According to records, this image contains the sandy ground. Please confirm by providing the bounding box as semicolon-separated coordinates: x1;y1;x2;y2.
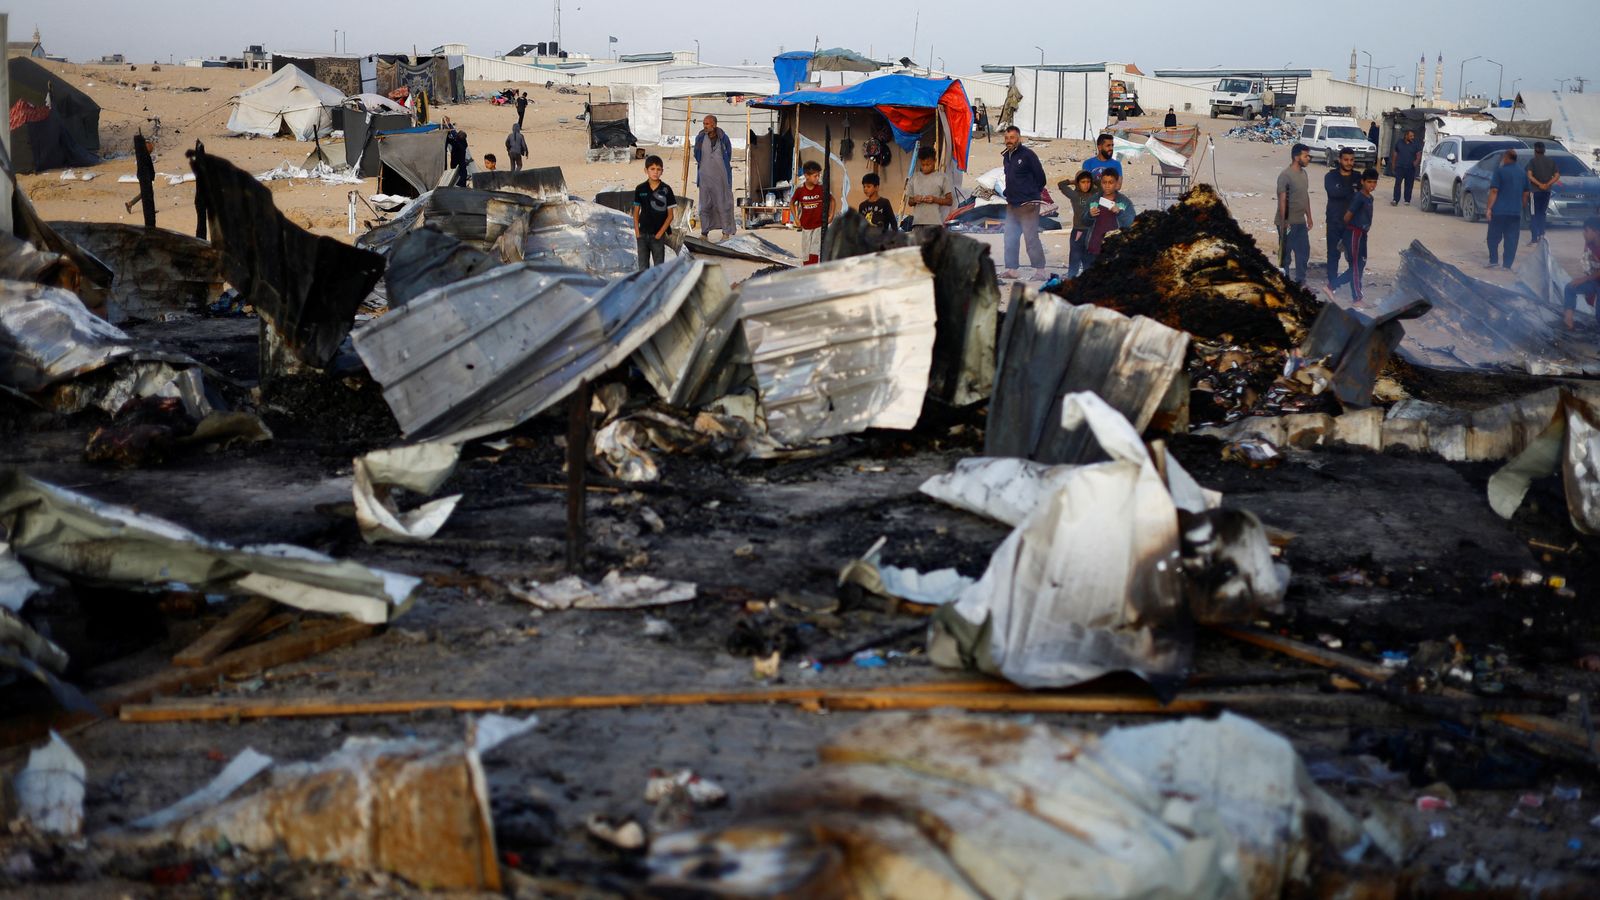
7;62;1600;896
22;60;1592;299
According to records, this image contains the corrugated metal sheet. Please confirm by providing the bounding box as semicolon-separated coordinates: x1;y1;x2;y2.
353;255;712;440
986;288;1189;465
738;247;938;445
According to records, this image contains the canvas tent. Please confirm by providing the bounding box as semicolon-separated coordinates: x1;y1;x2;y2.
773;48;883;93
749;74;972;224
229;65;344;141
979;64;1110;141
7;57;100;174
372;125;447;196
612;65;780;148
1512;91;1600;163
344;111;414;177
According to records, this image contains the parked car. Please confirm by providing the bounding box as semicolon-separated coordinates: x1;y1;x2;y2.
1456;148;1600;224
1296;115;1377;168
1417;136;1529;213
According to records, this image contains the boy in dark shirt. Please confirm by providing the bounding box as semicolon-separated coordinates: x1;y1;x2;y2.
790;161;826;264
857;173;896;237
1326;168;1378;305
632;155;676;269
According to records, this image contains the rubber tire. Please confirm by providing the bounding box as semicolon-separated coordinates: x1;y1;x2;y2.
1461;190;1481;223
1419;178;1436;212
1209;106;1218;119
1244;108;1256;121
1452;181;1463;217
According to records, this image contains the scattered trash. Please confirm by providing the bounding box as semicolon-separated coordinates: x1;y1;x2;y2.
508;571;696;611
352;442;463;543
1223;120;1298;144
838;536;974;607
645;769;727;807
1488;392;1600;535
587;814;647;850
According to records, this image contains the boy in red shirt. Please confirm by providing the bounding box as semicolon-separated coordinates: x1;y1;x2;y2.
790;160;826;264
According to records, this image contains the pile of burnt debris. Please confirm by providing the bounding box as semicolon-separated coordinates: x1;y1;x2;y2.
3;154;1600;896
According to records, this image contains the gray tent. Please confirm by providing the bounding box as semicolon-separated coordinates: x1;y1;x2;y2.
358;123;447;197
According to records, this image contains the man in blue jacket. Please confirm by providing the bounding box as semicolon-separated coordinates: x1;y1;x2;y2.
1324;148;1360;287
1486;148;1529;269
1000;125;1047;279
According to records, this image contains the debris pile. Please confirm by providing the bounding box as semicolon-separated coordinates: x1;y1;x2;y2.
1223;119;1298;144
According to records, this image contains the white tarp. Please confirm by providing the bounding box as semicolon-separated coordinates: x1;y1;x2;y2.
228;65;344;141
1008;67;1111;141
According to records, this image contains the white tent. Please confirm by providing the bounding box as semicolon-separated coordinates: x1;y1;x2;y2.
612;66;780;148
347;92;408;115
983;64;1110;141
1512;91;1600;164
228;65;345;141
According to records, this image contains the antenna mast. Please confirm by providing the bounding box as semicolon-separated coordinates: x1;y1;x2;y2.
552;0;561;47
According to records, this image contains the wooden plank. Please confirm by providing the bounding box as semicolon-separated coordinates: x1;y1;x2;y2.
1214;626;1600;761
172;597;277;667
117;684;1374;725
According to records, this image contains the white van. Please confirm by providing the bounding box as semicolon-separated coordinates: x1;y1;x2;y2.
1297;115;1376;168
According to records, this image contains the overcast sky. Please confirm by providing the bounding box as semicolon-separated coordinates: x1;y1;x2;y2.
8;0;1593;98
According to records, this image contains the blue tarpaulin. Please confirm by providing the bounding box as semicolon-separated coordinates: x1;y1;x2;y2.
375;124;442;137
751;74;972;169
773;52;811;94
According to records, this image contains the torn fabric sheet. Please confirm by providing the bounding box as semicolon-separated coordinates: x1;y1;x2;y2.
0;470;418;623
352;442;463;543
838;537;973;606
14;732;86;836
1;542;43;612
130;748;275;831
508;571;697;611
738;247;938;445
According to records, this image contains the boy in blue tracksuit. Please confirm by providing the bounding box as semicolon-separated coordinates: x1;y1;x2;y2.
1326;168;1378;305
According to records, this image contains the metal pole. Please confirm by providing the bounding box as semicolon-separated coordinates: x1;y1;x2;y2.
566;381;591;573
1459;56;1481;106
1486;59;1503;103
681;97;694;196
0;14;11;236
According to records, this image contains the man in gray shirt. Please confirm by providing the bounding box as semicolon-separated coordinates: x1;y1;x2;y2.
1527;141;1561;244
1276;143;1314;284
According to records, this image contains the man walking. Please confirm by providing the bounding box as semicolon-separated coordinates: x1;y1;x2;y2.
1486;148;1529;269
1276;143;1314;283
693;115;737;239
999;125;1047;279
1390;128;1422;206
446;125;470;187
504;121;528;172
1527;141;1561;244
1324;147;1360;287
516;91;529;128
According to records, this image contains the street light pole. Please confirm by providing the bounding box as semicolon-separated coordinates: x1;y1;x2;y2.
694;39;700;63
1486;58;1504;103
1458;55;1481;106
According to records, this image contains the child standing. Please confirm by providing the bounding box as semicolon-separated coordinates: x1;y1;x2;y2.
1082;169;1136;270
1326;168;1378;305
632;154;676;270
1561;217;1600;329
857;173;896;237
1059;170;1096;277
791;160;826;265
904;147;952;239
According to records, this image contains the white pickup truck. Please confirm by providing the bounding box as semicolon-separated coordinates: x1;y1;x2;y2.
1209;75;1300;120
1296;115;1377;168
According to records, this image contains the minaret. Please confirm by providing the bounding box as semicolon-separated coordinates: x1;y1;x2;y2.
1432;54;1444;104
1414;56;1425;97
1349;48;1358;82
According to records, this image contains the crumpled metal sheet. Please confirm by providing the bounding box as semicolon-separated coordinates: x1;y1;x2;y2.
0;469;418;624
419;187;544;251
986;288;1189;464
352;442;463;543
190;150;386;369
1488;391;1600;535
923;228;1000;408
1298;297;1430;410
0;231;76;289
629;262;742;407
469;166;568;199
738;247;938;445
381;226;497;308
1391;240;1600;376
116;736;501;891
354;255;709;440
682;232;800;267
49;222;224;324
650;711;1365;899
514;198;640;279
931;392;1189;689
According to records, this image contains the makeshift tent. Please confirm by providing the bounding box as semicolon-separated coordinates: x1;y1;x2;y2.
375;55;465;105
749;75;972;221
7;57;99;174
228;65;344;141
772;48;883;93
612;66;780;148
347;93;408;115
271;52;365;96
344;111;414;177
372;125;447;197
989;64;1110;141
1514;91;1600;163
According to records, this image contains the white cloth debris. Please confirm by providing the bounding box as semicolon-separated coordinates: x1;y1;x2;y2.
508;570;696;610
13;732;86;836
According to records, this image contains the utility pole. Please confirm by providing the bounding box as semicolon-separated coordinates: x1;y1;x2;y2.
552;0;561;48
1458;55;1481;105
1485;58;1503;103
1575;77;1589;94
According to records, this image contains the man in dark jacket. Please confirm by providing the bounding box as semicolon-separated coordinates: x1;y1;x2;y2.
446;126;470;186
516;92;529;128
1163;107;1178;128
1000;125;1047;279
505;122;528;172
1390;128;1423;206
1324;147;1361;286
